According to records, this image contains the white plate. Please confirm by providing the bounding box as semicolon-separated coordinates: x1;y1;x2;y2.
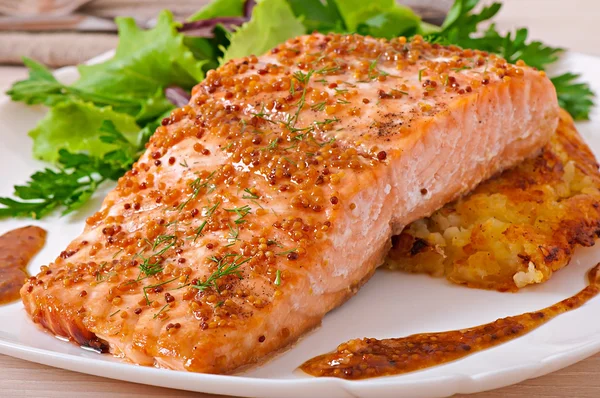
1;52;600;398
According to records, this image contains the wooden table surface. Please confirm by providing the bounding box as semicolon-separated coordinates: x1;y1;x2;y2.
2;1;600;397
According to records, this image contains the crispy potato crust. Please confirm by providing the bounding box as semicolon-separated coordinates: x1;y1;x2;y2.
386;110;600;291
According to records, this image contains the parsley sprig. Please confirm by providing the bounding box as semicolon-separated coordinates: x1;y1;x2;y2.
0;121;141;219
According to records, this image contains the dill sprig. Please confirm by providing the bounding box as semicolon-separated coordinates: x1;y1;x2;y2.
192;254;250;292
136;234;178;279
225;204;252;224
285;69;315;131
142;276;179;305
193;220;207;242
276;248;297;256
311;101;327;111
153;303;170;319
242;188;259;200
226;223;240;246
274;269;282;286
177;170;216;211
203;200;220;217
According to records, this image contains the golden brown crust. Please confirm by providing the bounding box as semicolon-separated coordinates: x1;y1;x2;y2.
387;110;600;291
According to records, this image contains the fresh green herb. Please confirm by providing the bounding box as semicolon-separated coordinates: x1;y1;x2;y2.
193;220;208;242
311;101;327;111
95;262;107;282
274;269;282;286
109;309;121;317
551;73;595;121
360;57;397;82
315;65;341;75
318;137;336;147
225;204;252;224
315;117;340;126
136;234;179;279
95;263;117;284
203;200;221;217
267;239;284;248
177;171;216;210
170;274;190;290
285;69;315;130
418;68;424;82
153;304;170;319
242;188;259;199
264;138;279;151
226;224;240;246
221;142;234;152
252;107;276;124
192;254;249;292
142;276;179;305
0;148;135;219
451;66;472;72
276;248;297;256
151;234;177;251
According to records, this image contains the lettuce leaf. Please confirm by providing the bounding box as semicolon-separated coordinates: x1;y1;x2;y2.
222;0;305;63
6;58;154;118
188;0;245;21
332;0;392;31
286;0;345;33
330;0;420;38
7;11;203;124
29;101;140;163
72;11;205;122
357;6;420;39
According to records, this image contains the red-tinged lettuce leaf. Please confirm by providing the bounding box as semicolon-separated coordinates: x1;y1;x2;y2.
165;86;192;107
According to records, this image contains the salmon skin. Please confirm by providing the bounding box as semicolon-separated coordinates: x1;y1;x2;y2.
21;33;559;373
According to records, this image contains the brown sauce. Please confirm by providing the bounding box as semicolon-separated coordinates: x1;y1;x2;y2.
301;263;600;380
0;226;46;305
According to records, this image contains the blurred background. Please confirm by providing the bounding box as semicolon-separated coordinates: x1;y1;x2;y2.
0;0;453;67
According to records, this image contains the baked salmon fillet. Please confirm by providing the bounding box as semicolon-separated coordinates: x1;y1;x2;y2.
20;33;559;373
386;110;600;291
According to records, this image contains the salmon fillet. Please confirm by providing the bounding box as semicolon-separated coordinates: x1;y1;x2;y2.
21;33;559;373
386;110;600;291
